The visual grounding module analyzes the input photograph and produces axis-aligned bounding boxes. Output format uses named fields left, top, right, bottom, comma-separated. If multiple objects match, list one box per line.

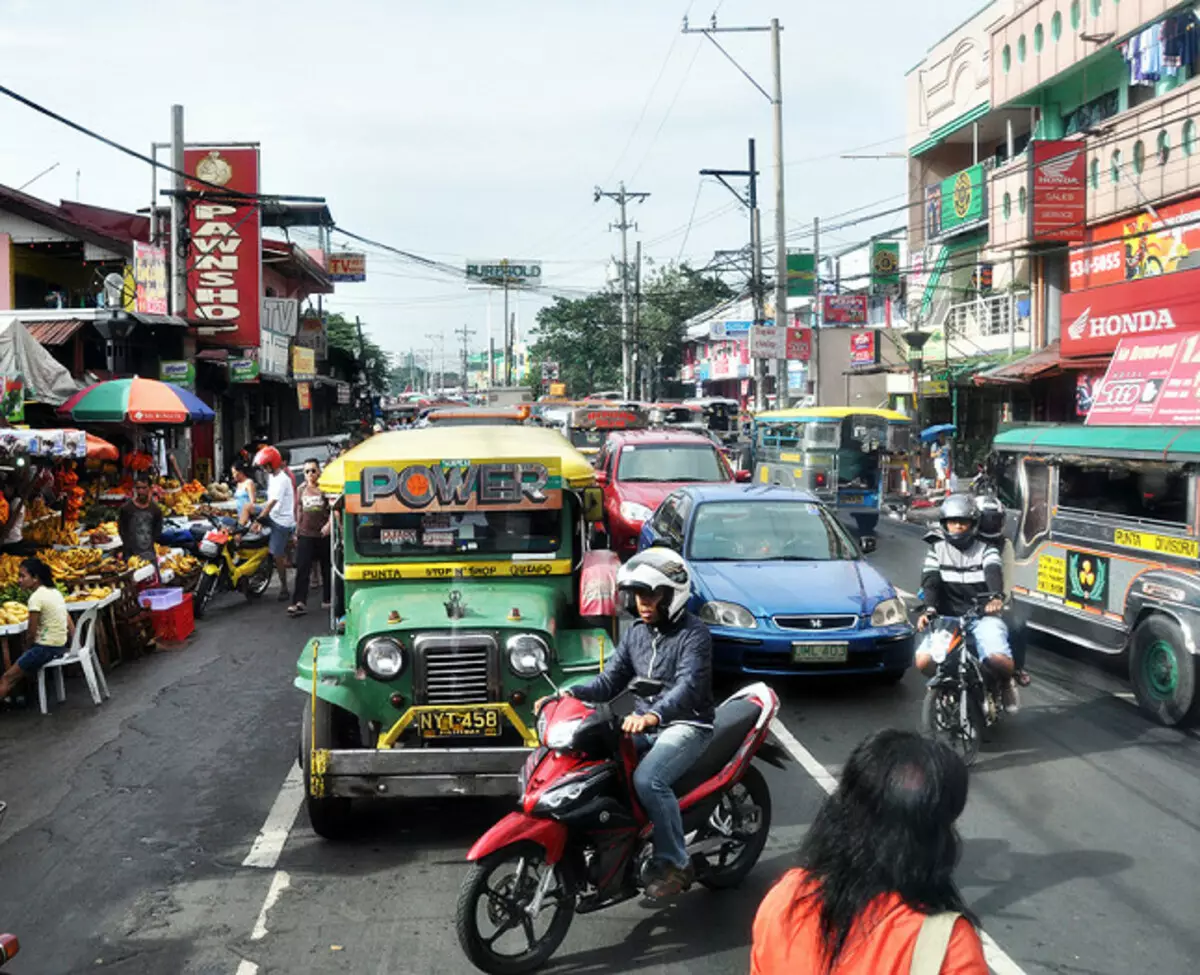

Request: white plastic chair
left=36, top=608, right=110, bottom=714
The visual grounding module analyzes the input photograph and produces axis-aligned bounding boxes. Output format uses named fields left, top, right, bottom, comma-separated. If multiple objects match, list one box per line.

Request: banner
left=787, top=327, right=813, bottom=362
left=1030, top=140, right=1087, bottom=243
left=297, top=382, right=311, bottom=410
left=1069, top=193, right=1200, bottom=291
left=849, top=331, right=880, bottom=368
left=327, top=252, right=366, bottom=282
left=261, top=297, right=298, bottom=337
left=934, top=164, right=987, bottom=238
left=159, top=361, right=195, bottom=389
left=1075, top=372, right=1104, bottom=417
left=1062, top=267, right=1200, bottom=356
left=337, top=382, right=351, bottom=405
left=229, top=354, right=259, bottom=383
left=870, top=242, right=901, bottom=296
left=1086, top=332, right=1200, bottom=425
left=786, top=252, right=815, bottom=297
left=2, top=377, right=24, bottom=422
left=260, top=329, right=290, bottom=378
left=185, top=146, right=262, bottom=346
left=292, top=345, right=316, bottom=380
left=130, top=242, right=168, bottom=314
left=822, top=294, right=868, bottom=325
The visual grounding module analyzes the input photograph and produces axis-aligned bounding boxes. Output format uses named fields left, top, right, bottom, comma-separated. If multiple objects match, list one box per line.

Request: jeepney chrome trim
left=1024, top=620, right=1123, bottom=655
left=412, top=632, right=498, bottom=706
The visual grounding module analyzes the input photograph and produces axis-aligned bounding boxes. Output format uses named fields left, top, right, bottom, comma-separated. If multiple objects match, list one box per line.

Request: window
left=1058, top=463, right=1189, bottom=524
left=1090, top=0, right=1101, bottom=16
left=1003, top=192, right=1012, bottom=219
left=1018, top=35, right=1027, bottom=62
left=1071, top=0, right=1081, bottom=30
left=617, top=443, right=727, bottom=482
left=569, top=427, right=607, bottom=451
left=1002, top=44, right=1011, bottom=72
left=1034, top=24, right=1044, bottom=52
left=1158, top=129, right=1171, bottom=165
left=1019, top=460, right=1050, bottom=551
left=1018, top=185, right=1027, bottom=213
left=354, top=509, right=563, bottom=558
left=650, top=493, right=684, bottom=546
left=1134, top=139, right=1145, bottom=174
left=1185, top=119, right=1197, bottom=156
left=1090, top=157, right=1101, bottom=188
left=1111, top=148, right=1122, bottom=183
left=688, top=500, right=857, bottom=562
left=1052, top=11, right=1063, bottom=40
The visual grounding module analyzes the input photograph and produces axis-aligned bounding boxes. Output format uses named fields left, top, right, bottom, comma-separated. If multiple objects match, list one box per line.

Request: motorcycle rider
left=976, top=494, right=1030, bottom=694
left=535, top=547, right=714, bottom=899
left=914, top=494, right=1019, bottom=711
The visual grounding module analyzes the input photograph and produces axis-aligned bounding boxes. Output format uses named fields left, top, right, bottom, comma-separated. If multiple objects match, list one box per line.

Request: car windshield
left=688, top=500, right=856, bottom=561
left=354, top=509, right=562, bottom=557
left=618, top=444, right=726, bottom=482
left=285, top=444, right=332, bottom=466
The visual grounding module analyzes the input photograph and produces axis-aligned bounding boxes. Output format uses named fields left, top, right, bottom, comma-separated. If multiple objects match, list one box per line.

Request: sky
left=0, top=0, right=981, bottom=371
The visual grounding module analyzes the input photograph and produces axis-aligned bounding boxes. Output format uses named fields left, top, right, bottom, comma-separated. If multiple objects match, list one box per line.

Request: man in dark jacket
left=538, top=548, right=714, bottom=898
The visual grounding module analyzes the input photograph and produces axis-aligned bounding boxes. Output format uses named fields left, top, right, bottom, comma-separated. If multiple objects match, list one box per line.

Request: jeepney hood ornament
left=445, top=590, right=466, bottom=619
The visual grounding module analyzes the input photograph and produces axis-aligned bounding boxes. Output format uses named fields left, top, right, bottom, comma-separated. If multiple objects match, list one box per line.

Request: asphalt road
left=1, top=525, right=1198, bottom=975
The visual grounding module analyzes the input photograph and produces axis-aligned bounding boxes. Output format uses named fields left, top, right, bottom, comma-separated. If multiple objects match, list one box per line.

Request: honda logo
left=1037, top=149, right=1081, bottom=183
left=810, top=619, right=823, bottom=629
left=1067, top=305, right=1177, bottom=342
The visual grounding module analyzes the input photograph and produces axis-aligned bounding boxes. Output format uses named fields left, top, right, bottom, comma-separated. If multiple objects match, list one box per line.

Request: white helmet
left=617, top=547, right=692, bottom=623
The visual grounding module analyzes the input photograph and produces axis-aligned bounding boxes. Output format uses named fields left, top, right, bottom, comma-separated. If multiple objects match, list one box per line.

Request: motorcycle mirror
left=860, top=535, right=877, bottom=554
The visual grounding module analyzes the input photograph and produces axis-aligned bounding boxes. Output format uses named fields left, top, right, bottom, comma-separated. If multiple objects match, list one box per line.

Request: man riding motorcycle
left=535, top=547, right=714, bottom=899
left=976, top=494, right=1030, bottom=692
left=914, top=494, right=1019, bottom=711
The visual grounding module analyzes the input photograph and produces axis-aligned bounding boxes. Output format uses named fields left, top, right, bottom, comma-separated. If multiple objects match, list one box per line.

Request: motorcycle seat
left=240, top=532, right=269, bottom=549
left=671, top=697, right=761, bottom=797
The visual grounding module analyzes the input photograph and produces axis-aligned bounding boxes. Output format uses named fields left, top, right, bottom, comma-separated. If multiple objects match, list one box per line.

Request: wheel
left=1129, top=615, right=1200, bottom=727
left=300, top=699, right=357, bottom=840
left=698, top=764, right=772, bottom=890
left=243, top=555, right=274, bottom=600
left=456, top=841, right=575, bottom=975
left=921, top=685, right=984, bottom=766
left=193, top=572, right=217, bottom=619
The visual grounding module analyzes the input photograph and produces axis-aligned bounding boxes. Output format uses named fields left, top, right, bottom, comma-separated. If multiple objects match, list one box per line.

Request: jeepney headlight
left=508, top=634, right=550, bottom=678
left=871, top=597, right=909, bottom=628
left=363, top=637, right=406, bottom=680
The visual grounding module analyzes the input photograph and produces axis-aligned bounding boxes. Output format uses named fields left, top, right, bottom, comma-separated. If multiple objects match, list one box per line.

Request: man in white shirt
left=254, top=446, right=297, bottom=601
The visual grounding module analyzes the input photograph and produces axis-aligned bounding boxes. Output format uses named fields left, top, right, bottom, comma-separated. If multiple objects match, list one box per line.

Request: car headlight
left=545, top=717, right=583, bottom=750
left=619, top=501, right=655, bottom=524
left=508, top=634, right=550, bottom=678
left=871, top=596, right=909, bottom=627
left=699, top=600, right=757, bottom=628
left=362, top=637, right=405, bottom=680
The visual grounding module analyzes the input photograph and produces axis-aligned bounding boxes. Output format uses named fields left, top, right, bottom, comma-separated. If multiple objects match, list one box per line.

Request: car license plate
left=791, top=642, right=849, bottom=663
left=417, top=709, right=502, bottom=738
left=840, top=494, right=864, bottom=505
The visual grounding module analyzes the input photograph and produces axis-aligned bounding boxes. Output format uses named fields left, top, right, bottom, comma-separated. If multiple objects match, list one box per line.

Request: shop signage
left=292, top=345, right=317, bottom=380
left=1087, top=332, right=1200, bottom=425
left=185, top=146, right=262, bottom=346
left=260, top=328, right=290, bottom=378
left=297, top=382, right=311, bottom=410
left=2, top=376, right=24, bottom=422
left=1075, top=372, right=1104, bottom=417
left=1030, top=140, right=1086, bottom=243
left=932, top=164, right=987, bottom=239
left=295, top=314, right=327, bottom=358
left=159, top=361, right=195, bottom=389
left=337, top=382, right=351, bottom=405
left=229, top=353, right=259, bottom=384
left=786, top=251, right=816, bottom=297
left=1068, top=194, right=1200, bottom=291
left=465, top=260, right=542, bottom=285
left=870, top=241, right=901, bottom=296
left=749, top=325, right=811, bottom=360
left=822, top=294, right=868, bottom=325
left=328, top=252, right=366, bottom=282
left=920, top=379, right=950, bottom=397
left=709, top=320, right=756, bottom=339
left=849, top=331, right=880, bottom=368
left=1062, top=267, right=1200, bottom=356
left=129, top=242, right=168, bottom=314
left=261, top=297, right=298, bottom=337
left=788, top=327, right=812, bottom=361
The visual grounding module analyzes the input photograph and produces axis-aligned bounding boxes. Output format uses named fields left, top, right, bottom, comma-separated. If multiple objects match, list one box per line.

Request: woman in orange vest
left=750, top=730, right=987, bottom=974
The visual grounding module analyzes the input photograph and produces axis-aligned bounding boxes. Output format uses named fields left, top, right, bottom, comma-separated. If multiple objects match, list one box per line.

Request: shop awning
left=24, top=319, right=87, bottom=346
left=973, top=342, right=1110, bottom=386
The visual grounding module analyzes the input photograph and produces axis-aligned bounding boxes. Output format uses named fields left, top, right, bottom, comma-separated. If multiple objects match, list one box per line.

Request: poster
left=2, top=377, right=24, bottom=422
left=849, top=331, right=880, bottom=368
left=131, top=242, right=168, bottom=314
left=1075, top=372, right=1103, bottom=417
left=1086, top=332, right=1200, bottom=425
left=297, top=382, right=311, bottom=410
left=1069, top=193, right=1200, bottom=291
left=822, top=295, right=868, bottom=325
left=1066, top=551, right=1109, bottom=607
left=292, top=345, right=317, bottom=380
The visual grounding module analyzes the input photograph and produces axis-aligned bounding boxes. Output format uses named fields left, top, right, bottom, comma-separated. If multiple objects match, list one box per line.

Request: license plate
left=417, top=709, right=502, bottom=738
left=840, top=494, right=864, bottom=505
left=791, top=642, right=849, bottom=663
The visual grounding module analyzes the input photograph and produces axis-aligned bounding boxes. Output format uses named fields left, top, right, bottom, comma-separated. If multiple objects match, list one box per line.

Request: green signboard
left=937, top=164, right=987, bottom=237
left=870, top=241, right=901, bottom=296
left=786, top=251, right=815, bottom=297
left=159, top=360, right=195, bottom=390
left=229, top=357, right=260, bottom=383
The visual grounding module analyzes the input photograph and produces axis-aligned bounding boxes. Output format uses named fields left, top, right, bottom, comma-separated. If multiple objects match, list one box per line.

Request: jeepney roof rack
left=994, top=422, right=1200, bottom=464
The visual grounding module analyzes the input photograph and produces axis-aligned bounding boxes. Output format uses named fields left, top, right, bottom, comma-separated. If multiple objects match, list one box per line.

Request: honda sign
left=1030, top=140, right=1086, bottom=243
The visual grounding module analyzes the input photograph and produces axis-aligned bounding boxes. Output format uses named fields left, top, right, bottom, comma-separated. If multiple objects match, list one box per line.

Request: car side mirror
left=595, top=470, right=609, bottom=486
left=735, top=469, right=752, bottom=483
left=582, top=486, right=604, bottom=522
left=860, top=535, right=877, bottom=554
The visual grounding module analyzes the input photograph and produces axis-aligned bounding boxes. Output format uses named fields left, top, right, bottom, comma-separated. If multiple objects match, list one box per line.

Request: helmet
left=617, top=547, right=692, bottom=624
left=253, top=445, right=283, bottom=471
left=976, top=495, right=1006, bottom=542
left=939, top=493, right=978, bottom=549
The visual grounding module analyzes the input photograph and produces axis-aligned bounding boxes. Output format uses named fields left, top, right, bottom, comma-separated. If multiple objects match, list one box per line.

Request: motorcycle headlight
left=699, top=600, right=757, bottom=629
left=619, top=501, right=654, bottom=524
left=508, top=634, right=549, bottom=678
left=545, top=717, right=583, bottom=751
left=363, top=637, right=405, bottom=680
left=871, top=597, right=909, bottom=628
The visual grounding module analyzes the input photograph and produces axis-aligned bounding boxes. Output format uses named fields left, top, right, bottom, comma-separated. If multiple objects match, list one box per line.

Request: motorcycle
left=0, top=802, right=18, bottom=969
left=456, top=676, right=784, bottom=974
left=919, top=595, right=1009, bottom=766
left=192, top=516, right=274, bottom=619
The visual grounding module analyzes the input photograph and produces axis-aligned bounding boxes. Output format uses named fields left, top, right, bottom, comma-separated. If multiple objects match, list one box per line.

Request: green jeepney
left=296, top=426, right=616, bottom=838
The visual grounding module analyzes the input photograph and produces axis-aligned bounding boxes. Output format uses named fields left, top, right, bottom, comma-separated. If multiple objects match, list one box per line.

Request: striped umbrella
left=58, top=376, right=215, bottom=425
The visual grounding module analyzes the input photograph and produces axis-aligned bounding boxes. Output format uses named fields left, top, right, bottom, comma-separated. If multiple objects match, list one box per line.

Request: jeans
left=17, top=642, right=67, bottom=674
left=292, top=534, right=331, bottom=606
left=919, top=615, right=1012, bottom=661
left=632, top=722, right=713, bottom=869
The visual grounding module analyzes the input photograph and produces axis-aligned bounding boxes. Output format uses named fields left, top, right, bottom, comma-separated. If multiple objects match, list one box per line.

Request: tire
left=300, top=699, right=356, bottom=840
left=921, top=685, right=984, bottom=767
left=193, top=572, right=217, bottom=619
left=1129, top=615, right=1200, bottom=727
left=698, top=764, right=772, bottom=890
left=456, top=841, right=575, bottom=975
left=243, top=555, right=274, bottom=600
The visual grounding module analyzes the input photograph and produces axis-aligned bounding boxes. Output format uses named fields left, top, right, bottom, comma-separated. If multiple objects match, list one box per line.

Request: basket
left=138, top=587, right=183, bottom=612
left=151, top=593, right=194, bottom=644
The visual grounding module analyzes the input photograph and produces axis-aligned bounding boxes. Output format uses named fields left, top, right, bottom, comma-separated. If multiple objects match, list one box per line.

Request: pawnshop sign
left=185, top=146, right=262, bottom=347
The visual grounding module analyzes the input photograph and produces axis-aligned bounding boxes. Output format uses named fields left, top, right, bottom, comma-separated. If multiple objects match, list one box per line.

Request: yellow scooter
left=193, top=517, right=274, bottom=618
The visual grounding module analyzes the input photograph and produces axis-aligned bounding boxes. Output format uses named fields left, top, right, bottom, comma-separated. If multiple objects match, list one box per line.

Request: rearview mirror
left=582, top=486, right=604, bottom=522
left=595, top=470, right=609, bottom=486
left=734, top=469, right=752, bottom=483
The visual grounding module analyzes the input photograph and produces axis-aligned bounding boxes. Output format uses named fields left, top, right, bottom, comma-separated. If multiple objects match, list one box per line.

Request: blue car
left=637, top=485, right=914, bottom=680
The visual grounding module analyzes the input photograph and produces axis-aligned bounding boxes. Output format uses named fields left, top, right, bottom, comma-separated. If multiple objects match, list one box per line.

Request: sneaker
left=1002, top=681, right=1020, bottom=713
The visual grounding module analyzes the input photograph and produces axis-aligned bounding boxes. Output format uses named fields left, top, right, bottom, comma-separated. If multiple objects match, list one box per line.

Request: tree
left=325, top=312, right=391, bottom=394
left=637, top=263, right=733, bottom=398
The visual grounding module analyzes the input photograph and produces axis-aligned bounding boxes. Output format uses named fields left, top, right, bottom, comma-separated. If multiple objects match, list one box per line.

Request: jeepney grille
left=773, top=615, right=857, bottom=632
left=416, top=635, right=496, bottom=705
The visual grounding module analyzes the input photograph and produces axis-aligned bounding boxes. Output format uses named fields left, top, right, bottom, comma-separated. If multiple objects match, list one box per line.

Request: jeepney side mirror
left=735, top=469, right=752, bottom=483
left=595, top=470, right=609, bottom=486
left=583, top=486, right=605, bottom=522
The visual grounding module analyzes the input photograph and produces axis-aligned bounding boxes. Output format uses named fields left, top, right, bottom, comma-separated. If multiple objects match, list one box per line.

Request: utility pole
left=455, top=324, right=475, bottom=391
left=633, top=240, right=644, bottom=400
left=425, top=332, right=444, bottom=394
left=595, top=182, right=650, bottom=400
left=812, top=217, right=822, bottom=405
left=169, top=104, right=186, bottom=317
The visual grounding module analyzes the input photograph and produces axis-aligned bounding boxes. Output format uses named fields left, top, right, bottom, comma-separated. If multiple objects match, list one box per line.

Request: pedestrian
left=288, top=460, right=331, bottom=616
left=253, top=446, right=297, bottom=601
left=750, top=729, right=986, bottom=975
left=118, top=474, right=164, bottom=576
left=0, top=558, right=74, bottom=703
left=932, top=433, right=952, bottom=493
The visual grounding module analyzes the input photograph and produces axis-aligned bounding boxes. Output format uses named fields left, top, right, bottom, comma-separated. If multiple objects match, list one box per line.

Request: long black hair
left=793, top=730, right=976, bottom=971
left=20, top=557, right=55, bottom=589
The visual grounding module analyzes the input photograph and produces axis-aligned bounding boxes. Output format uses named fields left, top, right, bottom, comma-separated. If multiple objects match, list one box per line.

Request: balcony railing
left=944, top=291, right=1032, bottom=355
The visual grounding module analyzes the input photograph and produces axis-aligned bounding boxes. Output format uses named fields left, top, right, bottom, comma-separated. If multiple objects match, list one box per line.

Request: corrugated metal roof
left=24, top=319, right=86, bottom=346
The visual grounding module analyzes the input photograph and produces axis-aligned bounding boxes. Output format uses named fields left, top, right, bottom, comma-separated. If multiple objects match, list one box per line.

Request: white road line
left=771, top=715, right=1030, bottom=975
left=251, top=870, right=291, bottom=941
left=242, top=766, right=304, bottom=869
left=234, top=961, right=258, bottom=975
left=896, top=587, right=916, bottom=601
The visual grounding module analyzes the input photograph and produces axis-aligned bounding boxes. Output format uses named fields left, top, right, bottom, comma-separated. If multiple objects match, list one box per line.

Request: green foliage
left=325, top=312, right=392, bottom=394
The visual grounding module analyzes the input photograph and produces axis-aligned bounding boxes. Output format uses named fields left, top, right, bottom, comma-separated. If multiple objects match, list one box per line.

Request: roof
left=0, top=185, right=144, bottom=255
left=319, top=426, right=595, bottom=493
left=24, top=319, right=87, bottom=346
left=675, top=483, right=821, bottom=504
left=993, top=424, right=1200, bottom=461
left=974, top=343, right=1110, bottom=385
left=756, top=406, right=912, bottom=423
left=608, top=428, right=721, bottom=446
left=262, top=240, right=333, bottom=293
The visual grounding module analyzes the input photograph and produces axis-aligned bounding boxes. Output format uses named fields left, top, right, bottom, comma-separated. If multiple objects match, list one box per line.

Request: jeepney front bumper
left=311, top=745, right=529, bottom=798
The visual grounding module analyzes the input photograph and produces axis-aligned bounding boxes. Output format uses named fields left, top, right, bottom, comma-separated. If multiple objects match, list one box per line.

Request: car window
left=1019, top=460, right=1050, bottom=551
left=688, top=500, right=855, bottom=561
left=285, top=444, right=332, bottom=466
left=1058, top=461, right=1188, bottom=525
left=617, top=444, right=726, bottom=482
left=651, top=494, right=682, bottom=542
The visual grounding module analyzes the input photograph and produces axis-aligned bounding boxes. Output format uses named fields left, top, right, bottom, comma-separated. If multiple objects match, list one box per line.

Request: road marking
left=251, top=870, right=291, bottom=941
left=242, top=766, right=304, bottom=869
left=234, top=961, right=258, bottom=975
left=771, top=715, right=1030, bottom=975
left=896, top=587, right=916, bottom=601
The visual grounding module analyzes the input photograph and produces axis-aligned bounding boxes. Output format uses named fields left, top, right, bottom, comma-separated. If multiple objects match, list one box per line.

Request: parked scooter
left=0, top=802, right=19, bottom=969
left=456, top=676, right=785, bottom=974
left=193, top=516, right=274, bottom=618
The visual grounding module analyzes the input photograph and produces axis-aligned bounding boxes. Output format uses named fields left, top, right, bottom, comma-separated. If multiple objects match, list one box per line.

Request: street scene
left=3, top=1, right=1200, bottom=973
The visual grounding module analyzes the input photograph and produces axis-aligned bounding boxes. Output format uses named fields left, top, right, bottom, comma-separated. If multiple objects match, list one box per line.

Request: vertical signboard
left=185, top=146, right=262, bottom=346
left=786, top=252, right=816, bottom=296
left=849, top=331, right=881, bottom=368
left=1030, top=139, right=1086, bottom=243
left=297, top=382, right=312, bottom=410
left=870, top=242, right=901, bottom=296
left=128, top=242, right=168, bottom=314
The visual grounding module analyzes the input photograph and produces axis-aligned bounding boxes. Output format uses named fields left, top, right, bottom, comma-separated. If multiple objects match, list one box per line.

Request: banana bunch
left=0, top=601, right=29, bottom=626
left=39, top=548, right=105, bottom=583
left=24, top=521, right=78, bottom=547
left=128, top=555, right=151, bottom=570
left=163, top=553, right=200, bottom=576
left=67, top=585, right=113, bottom=603
left=0, top=556, right=21, bottom=588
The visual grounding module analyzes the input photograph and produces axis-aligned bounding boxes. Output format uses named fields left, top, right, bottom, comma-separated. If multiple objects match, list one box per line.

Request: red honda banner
left=1068, top=193, right=1200, bottom=291
left=1030, top=140, right=1086, bottom=243
left=1087, top=332, right=1200, bottom=425
left=1061, top=267, right=1200, bottom=357
left=185, top=146, right=262, bottom=347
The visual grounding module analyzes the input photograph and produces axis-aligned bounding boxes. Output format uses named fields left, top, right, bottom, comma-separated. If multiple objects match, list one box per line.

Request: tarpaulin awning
left=0, top=316, right=82, bottom=404
left=974, top=342, right=1110, bottom=386
left=24, top=319, right=87, bottom=346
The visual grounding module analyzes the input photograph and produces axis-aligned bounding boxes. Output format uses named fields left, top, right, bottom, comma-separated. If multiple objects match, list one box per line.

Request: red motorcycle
left=455, top=678, right=784, bottom=974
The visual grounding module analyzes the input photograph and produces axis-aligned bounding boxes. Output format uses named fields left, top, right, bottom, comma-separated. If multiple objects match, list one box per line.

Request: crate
left=151, top=593, right=194, bottom=644
left=138, top=587, right=183, bottom=612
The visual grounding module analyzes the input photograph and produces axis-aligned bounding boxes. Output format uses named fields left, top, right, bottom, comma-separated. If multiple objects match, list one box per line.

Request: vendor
left=1, top=480, right=25, bottom=550
left=0, top=557, right=74, bottom=703
left=118, top=474, right=164, bottom=572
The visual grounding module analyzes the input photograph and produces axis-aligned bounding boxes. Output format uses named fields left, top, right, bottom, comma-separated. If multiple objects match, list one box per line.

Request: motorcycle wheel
left=699, top=765, right=772, bottom=890
left=243, top=555, right=274, bottom=600
left=456, top=841, right=575, bottom=975
left=299, top=700, right=357, bottom=840
left=193, top=572, right=218, bottom=619
left=921, top=686, right=983, bottom=766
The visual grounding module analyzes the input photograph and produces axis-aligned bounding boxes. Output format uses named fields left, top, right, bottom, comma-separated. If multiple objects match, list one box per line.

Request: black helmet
left=977, top=495, right=1005, bottom=542
left=939, top=494, right=978, bottom=550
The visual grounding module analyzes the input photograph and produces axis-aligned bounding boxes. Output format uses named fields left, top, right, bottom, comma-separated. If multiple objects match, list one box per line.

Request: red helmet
left=253, top=445, right=283, bottom=471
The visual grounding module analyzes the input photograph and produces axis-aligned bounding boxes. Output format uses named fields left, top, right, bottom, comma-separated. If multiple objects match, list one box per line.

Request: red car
left=596, top=428, right=751, bottom=555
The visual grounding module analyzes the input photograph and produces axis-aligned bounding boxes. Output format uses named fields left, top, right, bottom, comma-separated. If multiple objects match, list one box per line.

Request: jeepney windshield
left=354, top=508, right=563, bottom=558
left=803, top=422, right=840, bottom=447
left=569, top=428, right=607, bottom=449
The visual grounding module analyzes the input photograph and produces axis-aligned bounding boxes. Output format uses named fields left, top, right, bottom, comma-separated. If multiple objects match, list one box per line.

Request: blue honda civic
left=637, top=484, right=914, bottom=680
